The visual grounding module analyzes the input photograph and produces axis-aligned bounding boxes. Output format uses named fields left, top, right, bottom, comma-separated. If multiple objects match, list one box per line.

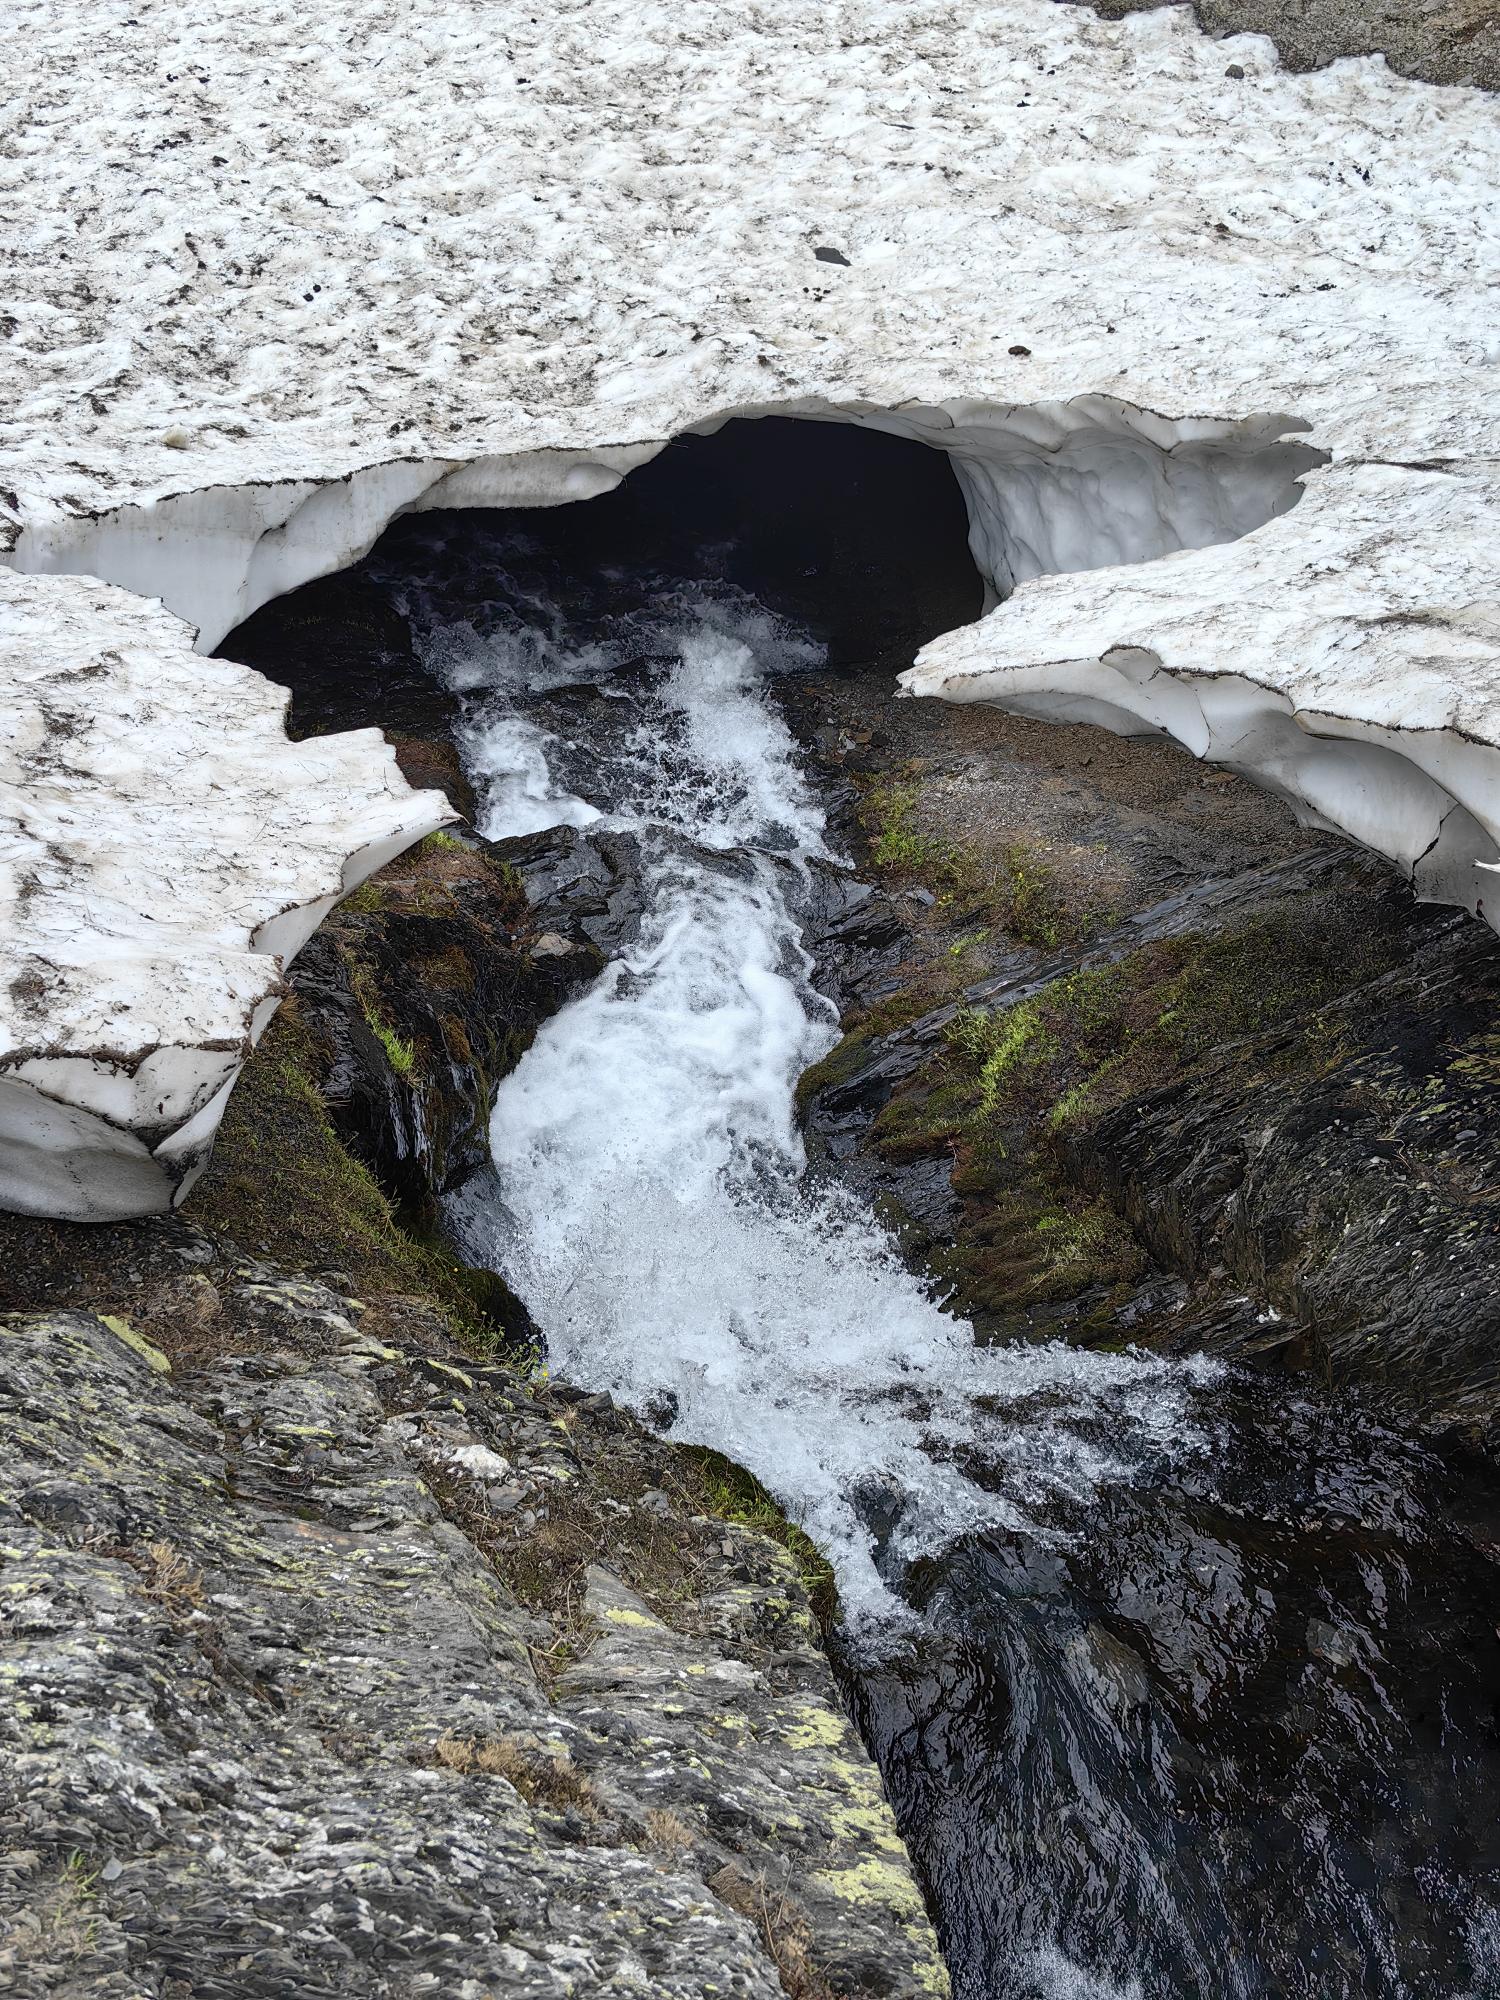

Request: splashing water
left=382, top=536, right=1500, bottom=1997
left=423, top=578, right=1220, bottom=1634
left=1028, top=1951, right=1145, bottom=2000
left=1465, top=1912, right=1500, bottom=2000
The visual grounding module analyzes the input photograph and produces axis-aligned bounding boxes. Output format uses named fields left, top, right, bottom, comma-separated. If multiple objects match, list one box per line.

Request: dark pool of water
left=842, top=1380, right=1500, bottom=1998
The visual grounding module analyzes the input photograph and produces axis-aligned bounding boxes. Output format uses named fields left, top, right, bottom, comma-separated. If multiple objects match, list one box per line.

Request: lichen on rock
left=0, top=1278, right=943, bottom=1997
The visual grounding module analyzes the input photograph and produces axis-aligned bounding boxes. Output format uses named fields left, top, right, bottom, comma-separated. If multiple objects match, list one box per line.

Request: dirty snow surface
left=2, top=0, right=1498, bottom=1216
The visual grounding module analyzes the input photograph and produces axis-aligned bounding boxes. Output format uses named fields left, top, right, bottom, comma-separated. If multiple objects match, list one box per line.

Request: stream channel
left=348, top=477, right=1500, bottom=2000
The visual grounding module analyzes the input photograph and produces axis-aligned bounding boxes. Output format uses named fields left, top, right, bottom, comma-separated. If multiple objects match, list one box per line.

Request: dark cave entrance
left=217, top=416, right=985, bottom=740
left=206, top=414, right=986, bottom=1229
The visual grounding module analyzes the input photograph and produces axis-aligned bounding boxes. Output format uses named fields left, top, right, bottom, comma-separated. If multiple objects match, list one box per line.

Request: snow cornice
left=1, top=0, right=1497, bottom=1214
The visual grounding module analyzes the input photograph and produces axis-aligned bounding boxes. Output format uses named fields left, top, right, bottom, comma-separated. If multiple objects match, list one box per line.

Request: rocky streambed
left=7, top=433, right=1500, bottom=1999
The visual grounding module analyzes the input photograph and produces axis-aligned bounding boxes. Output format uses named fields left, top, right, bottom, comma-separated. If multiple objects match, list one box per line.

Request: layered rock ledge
left=0, top=1279, right=945, bottom=1999
left=2, top=0, right=1498, bottom=1215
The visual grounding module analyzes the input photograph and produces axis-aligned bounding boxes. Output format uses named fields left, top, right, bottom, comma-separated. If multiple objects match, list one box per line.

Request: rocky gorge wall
left=0, top=793, right=948, bottom=1999
left=790, top=663, right=1500, bottom=1443
left=8, top=481, right=1500, bottom=1993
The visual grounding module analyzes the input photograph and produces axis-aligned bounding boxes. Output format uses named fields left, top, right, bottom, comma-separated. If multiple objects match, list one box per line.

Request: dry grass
left=642, top=1807, right=698, bottom=1856
left=139, top=1540, right=206, bottom=1608
left=108, top=1539, right=206, bottom=1615
left=425, top=1731, right=600, bottom=1820
left=708, top=1865, right=838, bottom=2000
left=419, top=1443, right=711, bottom=1628
left=6, top=1855, right=99, bottom=1968
left=339, top=830, right=518, bottom=916
left=859, top=773, right=1078, bottom=951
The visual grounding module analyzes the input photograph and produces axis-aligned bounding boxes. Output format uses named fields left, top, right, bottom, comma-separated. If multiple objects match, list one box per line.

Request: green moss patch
left=856, top=893, right=1406, bottom=1323
left=858, top=775, right=1076, bottom=951
left=184, top=999, right=498, bottom=1345
left=424, top=1419, right=835, bottom=1634
left=685, top=1449, right=837, bottom=1620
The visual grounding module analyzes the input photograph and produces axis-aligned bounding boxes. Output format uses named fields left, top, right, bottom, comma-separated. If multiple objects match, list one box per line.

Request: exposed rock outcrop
left=790, top=664, right=1500, bottom=1440
left=0, top=1277, right=945, bottom=1999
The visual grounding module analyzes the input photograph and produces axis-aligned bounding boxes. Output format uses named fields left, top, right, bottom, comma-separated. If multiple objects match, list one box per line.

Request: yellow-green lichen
left=781, top=1702, right=848, bottom=1752
left=815, top=1856, right=928, bottom=1923
left=100, top=1316, right=171, bottom=1376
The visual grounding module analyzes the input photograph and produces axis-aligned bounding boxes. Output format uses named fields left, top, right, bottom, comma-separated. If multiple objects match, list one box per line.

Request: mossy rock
left=184, top=1001, right=505, bottom=1349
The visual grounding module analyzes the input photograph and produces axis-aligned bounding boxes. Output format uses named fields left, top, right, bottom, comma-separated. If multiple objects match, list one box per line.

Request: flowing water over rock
left=381, top=520, right=1500, bottom=2000
left=407, top=547, right=1219, bottom=1631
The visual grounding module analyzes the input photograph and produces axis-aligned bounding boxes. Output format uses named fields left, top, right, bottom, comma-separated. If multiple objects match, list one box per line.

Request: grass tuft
left=132, top=1539, right=206, bottom=1612
left=709, top=1865, right=838, bottom=2000
left=860, top=776, right=1074, bottom=950
left=371, top=1019, right=417, bottom=1077
left=687, top=1450, right=836, bottom=1619
left=184, top=998, right=499, bottom=1345
left=424, top=1731, right=600, bottom=1819
left=642, top=1806, right=699, bottom=1856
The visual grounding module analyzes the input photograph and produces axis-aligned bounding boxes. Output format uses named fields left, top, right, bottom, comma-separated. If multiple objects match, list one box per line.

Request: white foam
left=464, top=708, right=602, bottom=836
left=448, top=591, right=1219, bottom=1632
left=1026, top=1948, right=1146, bottom=2000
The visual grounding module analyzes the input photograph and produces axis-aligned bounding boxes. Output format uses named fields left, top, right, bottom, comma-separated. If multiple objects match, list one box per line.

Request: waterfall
left=421, top=574, right=1218, bottom=1634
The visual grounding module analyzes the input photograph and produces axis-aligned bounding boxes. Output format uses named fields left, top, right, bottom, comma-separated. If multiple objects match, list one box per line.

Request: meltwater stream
left=438, top=586, right=1217, bottom=1631
left=382, top=526, right=1500, bottom=2000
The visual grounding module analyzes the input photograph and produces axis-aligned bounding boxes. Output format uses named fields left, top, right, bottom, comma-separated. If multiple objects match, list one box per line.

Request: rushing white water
left=1029, top=1952, right=1144, bottom=2000
left=432, top=584, right=1220, bottom=1632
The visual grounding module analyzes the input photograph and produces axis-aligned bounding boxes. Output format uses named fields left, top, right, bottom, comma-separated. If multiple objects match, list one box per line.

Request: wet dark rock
left=290, top=846, right=544, bottom=1226
left=802, top=879, right=913, bottom=1013
left=217, top=566, right=458, bottom=746
left=498, top=823, right=648, bottom=958
left=784, top=667, right=1500, bottom=1994
left=845, top=1381, right=1500, bottom=1999
left=1073, top=910, right=1500, bottom=1437
left=284, top=822, right=650, bottom=1249
left=794, top=809, right=1500, bottom=1434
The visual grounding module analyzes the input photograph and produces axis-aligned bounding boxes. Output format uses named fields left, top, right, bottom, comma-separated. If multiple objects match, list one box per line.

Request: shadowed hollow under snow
left=1, top=0, right=1498, bottom=1214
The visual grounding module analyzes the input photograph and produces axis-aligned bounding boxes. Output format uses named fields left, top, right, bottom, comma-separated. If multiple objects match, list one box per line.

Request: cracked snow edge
left=2, top=0, right=1499, bottom=1215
